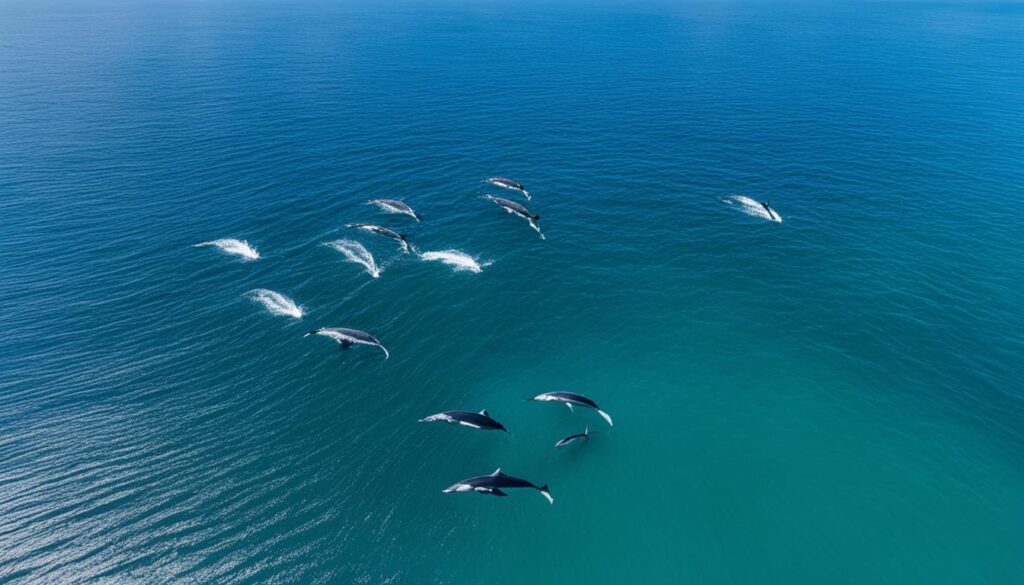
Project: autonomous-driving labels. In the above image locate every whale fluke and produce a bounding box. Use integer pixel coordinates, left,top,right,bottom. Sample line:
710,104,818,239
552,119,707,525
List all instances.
539,485,553,504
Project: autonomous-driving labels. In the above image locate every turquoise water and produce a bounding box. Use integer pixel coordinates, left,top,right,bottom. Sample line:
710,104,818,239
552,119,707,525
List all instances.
2,1,1024,582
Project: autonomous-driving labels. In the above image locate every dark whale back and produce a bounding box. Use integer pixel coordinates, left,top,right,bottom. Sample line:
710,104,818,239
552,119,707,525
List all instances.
465,471,538,490
324,327,380,345
492,178,525,190
446,411,506,431
491,197,537,220
548,391,599,409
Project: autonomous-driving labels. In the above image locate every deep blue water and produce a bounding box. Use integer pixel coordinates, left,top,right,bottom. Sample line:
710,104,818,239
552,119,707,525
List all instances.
2,0,1023,582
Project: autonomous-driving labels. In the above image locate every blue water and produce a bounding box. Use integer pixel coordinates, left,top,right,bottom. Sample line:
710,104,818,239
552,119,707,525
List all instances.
2,0,1023,582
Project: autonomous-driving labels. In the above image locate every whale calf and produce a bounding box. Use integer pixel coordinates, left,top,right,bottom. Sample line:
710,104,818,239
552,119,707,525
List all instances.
419,409,508,433
554,426,591,448
345,223,411,253
483,195,544,239
366,199,421,222
443,468,552,503
527,391,613,426
304,327,389,359
484,177,530,200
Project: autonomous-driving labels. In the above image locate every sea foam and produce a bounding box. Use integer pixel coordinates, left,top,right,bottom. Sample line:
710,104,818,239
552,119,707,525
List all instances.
194,239,260,260
324,239,381,278
419,250,487,273
248,289,303,318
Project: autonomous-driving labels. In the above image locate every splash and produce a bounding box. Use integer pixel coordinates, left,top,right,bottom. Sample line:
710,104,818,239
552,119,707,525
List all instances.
419,250,488,273
723,196,782,223
248,289,303,318
193,239,260,260
324,239,381,278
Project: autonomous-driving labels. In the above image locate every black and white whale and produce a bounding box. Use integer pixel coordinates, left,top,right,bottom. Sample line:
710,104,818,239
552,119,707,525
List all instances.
366,199,421,222
527,391,613,426
484,177,530,200
760,201,781,222
419,409,508,433
345,223,411,253
483,195,544,239
443,468,553,504
554,426,591,448
304,327,390,359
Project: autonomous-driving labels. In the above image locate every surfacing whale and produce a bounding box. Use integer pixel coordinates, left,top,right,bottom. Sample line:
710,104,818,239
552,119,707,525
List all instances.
345,223,411,253
304,327,389,359
443,468,552,503
527,391,613,426
419,409,508,433
759,201,782,222
483,195,544,239
366,199,421,222
723,195,782,223
555,426,591,448
484,177,530,200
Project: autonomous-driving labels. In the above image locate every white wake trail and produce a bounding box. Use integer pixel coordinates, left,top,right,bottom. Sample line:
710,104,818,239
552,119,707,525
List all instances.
324,239,381,278
248,289,303,318
419,250,488,273
723,196,782,223
194,239,260,260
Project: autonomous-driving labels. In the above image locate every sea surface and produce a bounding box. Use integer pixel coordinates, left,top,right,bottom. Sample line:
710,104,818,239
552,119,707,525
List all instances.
2,0,1023,582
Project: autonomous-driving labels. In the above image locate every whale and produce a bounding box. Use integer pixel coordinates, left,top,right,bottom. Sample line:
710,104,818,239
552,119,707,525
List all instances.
443,468,553,504
484,177,530,200
366,199,421,222
554,426,591,448
304,327,389,359
723,195,782,223
760,201,781,222
419,409,508,432
527,391,613,426
345,223,411,253
483,195,544,239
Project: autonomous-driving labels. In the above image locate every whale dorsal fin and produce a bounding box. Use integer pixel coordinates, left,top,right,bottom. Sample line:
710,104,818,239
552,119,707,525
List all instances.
490,468,502,476
480,409,489,417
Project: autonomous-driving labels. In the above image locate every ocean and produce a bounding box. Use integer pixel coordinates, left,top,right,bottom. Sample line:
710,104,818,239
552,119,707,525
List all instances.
1,0,1023,582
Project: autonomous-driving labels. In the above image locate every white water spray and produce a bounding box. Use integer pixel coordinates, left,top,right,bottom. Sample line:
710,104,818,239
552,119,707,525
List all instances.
324,239,381,278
